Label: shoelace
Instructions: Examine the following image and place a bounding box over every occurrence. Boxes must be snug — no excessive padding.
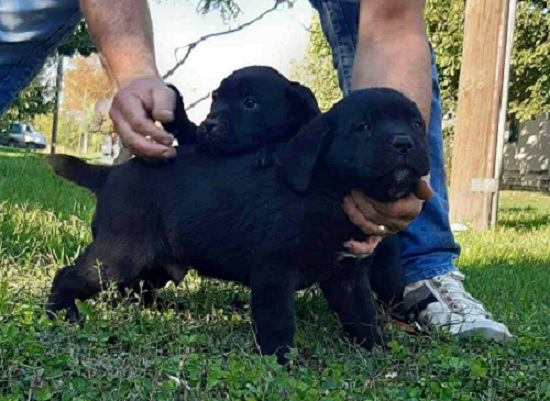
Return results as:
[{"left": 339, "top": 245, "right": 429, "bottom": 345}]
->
[{"left": 432, "top": 272, "right": 492, "bottom": 318}]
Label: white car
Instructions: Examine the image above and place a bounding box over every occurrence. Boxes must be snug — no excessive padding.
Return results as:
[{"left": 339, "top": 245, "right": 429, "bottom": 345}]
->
[{"left": 0, "top": 122, "right": 47, "bottom": 149}]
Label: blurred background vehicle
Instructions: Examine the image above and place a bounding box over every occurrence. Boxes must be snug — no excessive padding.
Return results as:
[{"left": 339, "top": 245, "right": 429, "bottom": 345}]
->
[{"left": 0, "top": 122, "right": 47, "bottom": 150}]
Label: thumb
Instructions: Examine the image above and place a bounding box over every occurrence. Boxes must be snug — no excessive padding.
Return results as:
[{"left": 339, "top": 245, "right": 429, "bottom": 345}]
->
[
  {"left": 151, "top": 85, "right": 176, "bottom": 123},
  {"left": 414, "top": 177, "right": 434, "bottom": 201}
]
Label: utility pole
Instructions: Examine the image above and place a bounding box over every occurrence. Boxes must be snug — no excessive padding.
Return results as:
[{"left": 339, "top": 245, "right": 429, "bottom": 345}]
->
[
  {"left": 449, "top": 0, "right": 514, "bottom": 231},
  {"left": 51, "top": 53, "right": 64, "bottom": 155},
  {"left": 491, "top": 0, "right": 517, "bottom": 228}
]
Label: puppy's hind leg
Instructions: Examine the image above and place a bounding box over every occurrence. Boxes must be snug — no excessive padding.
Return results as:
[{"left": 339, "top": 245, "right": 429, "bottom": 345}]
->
[
  {"left": 47, "top": 244, "right": 126, "bottom": 322},
  {"left": 250, "top": 270, "right": 296, "bottom": 364},
  {"left": 134, "top": 265, "right": 189, "bottom": 312},
  {"left": 320, "top": 268, "right": 386, "bottom": 350}
]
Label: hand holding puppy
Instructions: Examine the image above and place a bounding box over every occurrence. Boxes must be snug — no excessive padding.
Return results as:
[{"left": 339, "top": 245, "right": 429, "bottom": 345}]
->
[{"left": 342, "top": 178, "right": 433, "bottom": 255}]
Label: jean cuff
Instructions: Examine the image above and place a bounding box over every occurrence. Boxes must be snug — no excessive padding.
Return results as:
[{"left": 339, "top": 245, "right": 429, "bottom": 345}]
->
[{"left": 404, "top": 263, "right": 458, "bottom": 284}]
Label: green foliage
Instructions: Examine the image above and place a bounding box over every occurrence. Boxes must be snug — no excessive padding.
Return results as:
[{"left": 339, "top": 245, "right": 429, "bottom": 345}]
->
[
  {"left": 57, "top": 21, "right": 97, "bottom": 58},
  {"left": 292, "top": 18, "right": 342, "bottom": 112},
  {"left": 425, "top": 0, "right": 466, "bottom": 119},
  {"left": 0, "top": 74, "right": 55, "bottom": 124},
  {"left": 508, "top": 2, "right": 550, "bottom": 122},
  {"left": 197, "top": 0, "right": 242, "bottom": 19},
  {"left": 427, "top": 0, "right": 550, "bottom": 123},
  {"left": 1, "top": 149, "right": 549, "bottom": 400}
]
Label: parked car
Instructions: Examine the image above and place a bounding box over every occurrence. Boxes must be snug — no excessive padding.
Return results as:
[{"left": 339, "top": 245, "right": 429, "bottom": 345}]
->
[{"left": 0, "top": 122, "right": 47, "bottom": 149}]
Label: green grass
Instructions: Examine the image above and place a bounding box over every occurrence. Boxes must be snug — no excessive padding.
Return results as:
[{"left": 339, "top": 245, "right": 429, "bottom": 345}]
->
[{"left": 1, "top": 147, "right": 549, "bottom": 401}]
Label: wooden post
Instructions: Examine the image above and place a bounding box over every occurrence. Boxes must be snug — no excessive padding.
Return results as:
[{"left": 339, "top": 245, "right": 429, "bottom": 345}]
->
[
  {"left": 51, "top": 54, "right": 64, "bottom": 155},
  {"left": 491, "top": 0, "right": 517, "bottom": 228},
  {"left": 449, "top": 0, "right": 510, "bottom": 231}
]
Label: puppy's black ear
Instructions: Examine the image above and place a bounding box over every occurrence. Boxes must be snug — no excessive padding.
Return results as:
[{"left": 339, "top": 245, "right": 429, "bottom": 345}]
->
[
  {"left": 163, "top": 84, "right": 198, "bottom": 145},
  {"left": 285, "top": 82, "right": 321, "bottom": 134},
  {"left": 279, "top": 115, "right": 330, "bottom": 194}
]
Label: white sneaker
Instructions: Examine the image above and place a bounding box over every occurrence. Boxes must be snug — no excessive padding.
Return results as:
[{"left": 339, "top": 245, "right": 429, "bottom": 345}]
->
[{"left": 404, "top": 271, "right": 513, "bottom": 341}]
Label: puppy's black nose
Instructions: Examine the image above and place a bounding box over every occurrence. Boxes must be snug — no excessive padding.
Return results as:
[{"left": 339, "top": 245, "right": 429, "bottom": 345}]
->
[{"left": 392, "top": 135, "right": 414, "bottom": 154}]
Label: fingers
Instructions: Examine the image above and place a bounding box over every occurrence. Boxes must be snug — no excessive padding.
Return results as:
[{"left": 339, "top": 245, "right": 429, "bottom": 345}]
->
[
  {"left": 354, "top": 190, "right": 422, "bottom": 223},
  {"left": 343, "top": 186, "right": 428, "bottom": 237},
  {"left": 343, "top": 236, "right": 382, "bottom": 256},
  {"left": 342, "top": 196, "right": 380, "bottom": 235},
  {"left": 112, "top": 94, "right": 174, "bottom": 146},
  {"left": 151, "top": 85, "right": 176, "bottom": 123},
  {"left": 415, "top": 177, "right": 434, "bottom": 201},
  {"left": 112, "top": 114, "right": 176, "bottom": 159},
  {"left": 351, "top": 190, "right": 424, "bottom": 225},
  {"left": 110, "top": 76, "right": 177, "bottom": 159}
]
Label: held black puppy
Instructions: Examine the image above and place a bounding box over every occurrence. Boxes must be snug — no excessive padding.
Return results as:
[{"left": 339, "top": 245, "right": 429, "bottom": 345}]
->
[
  {"left": 164, "top": 65, "right": 320, "bottom": 155},
  {"left": 196, "top": 66, "right": 320, "bottom": 156},
  {"left": 47, "top": 88, "right": 429, "bottom": 363}
]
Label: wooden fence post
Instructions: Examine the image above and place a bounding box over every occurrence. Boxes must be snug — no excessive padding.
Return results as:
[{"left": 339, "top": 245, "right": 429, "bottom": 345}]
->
[{"left": 449, "top": 0, "right": 511, "bottom": 231}]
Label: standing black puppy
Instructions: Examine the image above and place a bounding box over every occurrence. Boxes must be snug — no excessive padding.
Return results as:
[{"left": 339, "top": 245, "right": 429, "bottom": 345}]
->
[
  {"left": 48, "top": 67, "right": 321, "bottom": 308},
  {"left": 47, "top": 89, "right": 429, "bottom": 363}
]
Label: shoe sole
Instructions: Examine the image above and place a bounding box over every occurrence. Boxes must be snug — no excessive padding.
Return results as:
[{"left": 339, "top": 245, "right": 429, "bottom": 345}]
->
[{"left": 456, "top": 327, "right": 514, "bottom": 342}]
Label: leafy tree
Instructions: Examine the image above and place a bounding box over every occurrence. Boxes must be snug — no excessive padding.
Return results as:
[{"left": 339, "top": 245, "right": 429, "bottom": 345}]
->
[
  {"left": 291, "top": 18, "right": 342, "bottom": 112},
  {"left": 0, "top": 74, "right": 55, "bottom": 123},
  {"left": 58, "top": 20, "right": 97, "bottom": 57},
  {"left": 508, "top": 2, "right": 550, "bottom": 122},
  {"left": 62, "top": 55, "right": 113, "bottom": 113}
]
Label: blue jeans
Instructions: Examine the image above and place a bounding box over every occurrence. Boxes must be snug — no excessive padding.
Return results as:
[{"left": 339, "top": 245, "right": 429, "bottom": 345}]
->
[
  {"left": 309, "top": 0, "right": 460, "bottom": 283},
  {"left": 0, "top": 1, "right": 81, "bottom": 115},
  {"left": 0, "top": 0, "right": 460, "bottom": 283}
]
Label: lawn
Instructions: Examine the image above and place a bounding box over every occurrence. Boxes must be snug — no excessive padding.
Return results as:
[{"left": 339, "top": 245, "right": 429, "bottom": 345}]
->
[{"left": 1, "top": 147, "right": 549, "bottom": 401}]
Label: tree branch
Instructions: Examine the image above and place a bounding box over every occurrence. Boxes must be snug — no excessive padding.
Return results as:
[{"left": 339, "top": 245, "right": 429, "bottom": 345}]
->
[
  {"left": 162, "top": 1, "right": 283, "bottom": 80},
  {"left": 185, "top": 92, "right": 212, "bottom": 111}
]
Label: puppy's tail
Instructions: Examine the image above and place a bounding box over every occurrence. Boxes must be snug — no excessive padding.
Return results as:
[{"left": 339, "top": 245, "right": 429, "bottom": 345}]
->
[{"left": 46, "top": 155, "right": 111, "bottom": 194}]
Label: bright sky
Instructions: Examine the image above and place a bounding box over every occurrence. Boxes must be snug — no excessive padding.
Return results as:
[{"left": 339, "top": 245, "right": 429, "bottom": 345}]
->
[{"left": 150, "top": 0, "right": 315, "bottom": 122}]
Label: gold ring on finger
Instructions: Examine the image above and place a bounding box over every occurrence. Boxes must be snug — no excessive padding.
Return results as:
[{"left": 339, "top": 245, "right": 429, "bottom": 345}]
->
[{"left": 373, "top": 224, "right": 386, "bottom": 237}]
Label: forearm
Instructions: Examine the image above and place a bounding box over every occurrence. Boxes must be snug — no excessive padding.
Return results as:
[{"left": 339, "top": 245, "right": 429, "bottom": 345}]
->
[
  {"left": 79, "top": 0, "right": 158, "bottom": 87},
  {"left": 352, "top": 0, "right": 431, "bottom": 124}
]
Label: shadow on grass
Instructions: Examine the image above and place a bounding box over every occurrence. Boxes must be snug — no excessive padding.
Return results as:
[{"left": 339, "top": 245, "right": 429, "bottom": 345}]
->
[{"left": 498, "top": 210, "right": 549, "bottom": 230}]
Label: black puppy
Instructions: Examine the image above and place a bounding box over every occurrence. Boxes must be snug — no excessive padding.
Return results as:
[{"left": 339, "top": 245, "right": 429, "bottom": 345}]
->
[
  {"left": 47, "top": 89, "right": 429, "bottom": 362},
  {"left": 196, "top": 66, "right": 320, "bottom": 158},
  {"left": 47, "top": 68, "right": 320, "bottom": 307}
]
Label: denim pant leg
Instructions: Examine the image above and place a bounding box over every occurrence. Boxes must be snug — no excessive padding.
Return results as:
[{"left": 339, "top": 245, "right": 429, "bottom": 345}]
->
[
  {"left": 309, "top": 0, "right": 461, "bottom": 283},
  {"left": 0, "top": 1, "right": 81, "bottom": 114}
]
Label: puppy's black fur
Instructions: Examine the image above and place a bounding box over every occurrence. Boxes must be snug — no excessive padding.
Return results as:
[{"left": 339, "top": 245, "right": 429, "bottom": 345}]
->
[
  {"left": 163, "top": 84, "right": 198, "bottom": 145},
  {"left": 197, "top": 66, "right": 320, "bottom": 156},
  {"left": 47, "top": 89, "right": 429, "bottom": 362},
  {"left": 48, "top": 68, "right": 320, "bottom": 309}
]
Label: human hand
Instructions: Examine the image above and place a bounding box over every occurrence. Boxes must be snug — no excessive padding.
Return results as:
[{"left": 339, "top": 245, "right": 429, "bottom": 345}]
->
[
  {"left": 342, "top": 178, "right": 433, "bottom": 255},
  {"left": 110, "top": 75, "right": 177, "bottom": 159}
]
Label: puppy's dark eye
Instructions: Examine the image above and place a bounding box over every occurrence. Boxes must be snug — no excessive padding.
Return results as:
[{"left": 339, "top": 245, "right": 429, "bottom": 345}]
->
[
  {"left": 354, "top": 122, "right": 371, "bottom": 133},
  {"left": 242, "top": 97, "right": 258, "bottom": 110},
  {"left": 414, "top": 121, "right": 423, "bottom": 131}
]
